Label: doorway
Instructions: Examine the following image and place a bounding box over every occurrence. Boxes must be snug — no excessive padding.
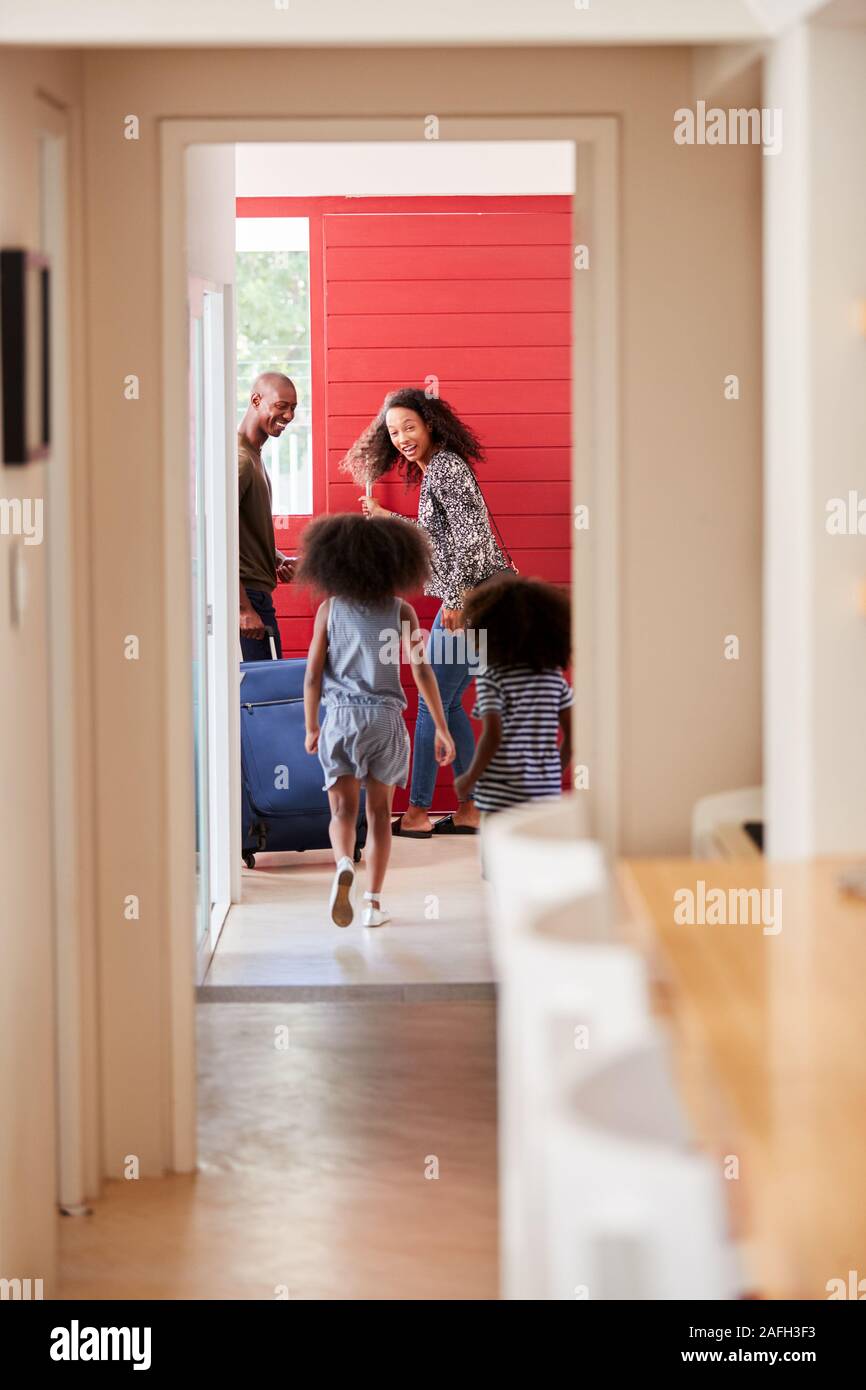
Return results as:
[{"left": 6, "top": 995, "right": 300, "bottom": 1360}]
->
[
  {"left": 159, "top": 114, "right": 619, "bottom": 1163},
  {"left": 235, "top": 186, "right": 573, "bottom": 820},
  {"left": 193, "top": 139, "right": 578, "bottom": 993}
]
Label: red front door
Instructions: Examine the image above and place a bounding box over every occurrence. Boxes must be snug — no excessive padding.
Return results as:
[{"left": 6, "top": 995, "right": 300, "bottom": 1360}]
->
[{"left": 238, "top": 194, "right": 572, "bottom": 811}]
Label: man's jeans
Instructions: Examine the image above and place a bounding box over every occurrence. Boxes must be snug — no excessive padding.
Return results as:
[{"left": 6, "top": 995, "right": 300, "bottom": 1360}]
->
[
  {"left": 409, "top": 606, "right": 478, "bottom": 808},
  {"left": 240, "top": 588, "right": 282, "bottom": 662}
]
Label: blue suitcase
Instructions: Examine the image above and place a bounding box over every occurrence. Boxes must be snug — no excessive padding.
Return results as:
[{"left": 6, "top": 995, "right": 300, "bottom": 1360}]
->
[{"left": 240, "top": 642, "right": 366, "bottom": 869}]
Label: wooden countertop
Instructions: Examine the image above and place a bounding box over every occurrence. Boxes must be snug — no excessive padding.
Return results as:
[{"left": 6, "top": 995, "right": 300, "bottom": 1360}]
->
[{"left": 619, "top": 857, "right": 866, "bottom": 1300}]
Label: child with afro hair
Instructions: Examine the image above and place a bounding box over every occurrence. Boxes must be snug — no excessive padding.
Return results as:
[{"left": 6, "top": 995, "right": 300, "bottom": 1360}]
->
[{"left": 296, "top": 513, "right": 455, "bottom": 927}]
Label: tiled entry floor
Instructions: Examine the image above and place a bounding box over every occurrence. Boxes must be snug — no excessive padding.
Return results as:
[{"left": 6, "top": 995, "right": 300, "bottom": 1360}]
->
[{"left": 201, "top": 835, "right": 495, "bottom": 999}]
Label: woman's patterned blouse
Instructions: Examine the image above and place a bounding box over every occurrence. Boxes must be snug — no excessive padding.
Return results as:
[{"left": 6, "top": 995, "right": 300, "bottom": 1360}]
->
[{"left": 389, "top": 449, "right": 511, "bottom": 611}]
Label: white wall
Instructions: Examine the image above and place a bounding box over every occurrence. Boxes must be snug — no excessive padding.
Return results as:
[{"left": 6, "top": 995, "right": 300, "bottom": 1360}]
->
[
  {"left": 187, "top": 143, "right": 236, "bottom": 283},
  {"left": 0, "top": 45, "right": 86, "bottom": 1298},
  {"left": 236, "top": 218, "right": 309, "bottom": 251},
  {"left": 235, "top": 141, "right": 575, "bottom": 198},
  {"left": 764, "top": 18, "right": 866, "bottom": 856}
]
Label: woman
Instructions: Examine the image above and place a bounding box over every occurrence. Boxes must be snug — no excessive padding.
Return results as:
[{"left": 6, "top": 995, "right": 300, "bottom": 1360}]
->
[{"left": 342, "top": 387, "right": 514, "bottom": 839}]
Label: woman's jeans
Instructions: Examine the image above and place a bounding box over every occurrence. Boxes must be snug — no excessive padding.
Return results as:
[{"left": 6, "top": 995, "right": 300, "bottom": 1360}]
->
[{"left": 409, "top": 606, "right": 478, "bottom": 808}]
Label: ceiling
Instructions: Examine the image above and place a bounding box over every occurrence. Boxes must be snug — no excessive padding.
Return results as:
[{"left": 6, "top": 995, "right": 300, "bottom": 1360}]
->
[{"left": 0, "top": 0, "right": 838, "bottom": 48}]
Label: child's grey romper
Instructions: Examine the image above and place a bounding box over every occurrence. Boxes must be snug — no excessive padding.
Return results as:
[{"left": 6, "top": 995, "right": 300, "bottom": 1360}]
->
[{"left": 317, "top": 595, "right": 411, "bottom": 790}]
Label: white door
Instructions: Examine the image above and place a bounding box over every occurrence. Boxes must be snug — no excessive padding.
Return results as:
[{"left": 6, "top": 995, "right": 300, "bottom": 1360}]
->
[
  {"left": 202, "top": 288, "right": 232, "bottom": 932},
  {"left": 190, "top": 277, "right": 236, "bottom": 976},
  {"left": 189, "top": 295, "right": 212, "bottom": 955}
]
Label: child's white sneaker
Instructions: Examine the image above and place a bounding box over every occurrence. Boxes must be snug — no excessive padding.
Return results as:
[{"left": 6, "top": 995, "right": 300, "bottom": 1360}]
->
[
  {"left": 329, "top": 856, "right": 356, "bottom": 927},
  {"left": 362, "top": 891, "right": 390, "bottom": 928}
]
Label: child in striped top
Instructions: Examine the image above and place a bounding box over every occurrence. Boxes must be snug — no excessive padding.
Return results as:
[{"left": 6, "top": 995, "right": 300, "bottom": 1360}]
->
[{"left": 454, "top": 577, "right": 572, "bottom": 865}]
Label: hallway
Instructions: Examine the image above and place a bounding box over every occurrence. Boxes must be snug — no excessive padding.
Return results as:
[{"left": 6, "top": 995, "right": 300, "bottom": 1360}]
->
[{"left": 58, "top": 1000, "right": 498, "bottom": 1300}]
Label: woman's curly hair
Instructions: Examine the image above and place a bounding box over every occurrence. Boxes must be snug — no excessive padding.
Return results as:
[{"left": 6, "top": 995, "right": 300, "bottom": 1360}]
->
[
  {"left": 339, "top": 387, "right": 485, "bottom": 489},
  {"left": 294, "top": 512, "right": 432, "bottom": 605},
  {"left": 463, "top": 573, "right": 571, "bottom": 671}
]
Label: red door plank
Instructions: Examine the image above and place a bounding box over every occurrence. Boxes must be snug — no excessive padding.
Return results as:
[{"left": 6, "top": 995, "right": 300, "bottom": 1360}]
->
[
  {"left": 324, "top": 212, "right": 573, "bottom": 247},
  {"left": 496, "top": 514, "right": 572, "bottom": 547},
  {"left": 273, "top": 526, "right": 315, "bottom": 554},
  {"left": 325, "top": 244, "right": 571, "bottom": 281},
  {"left": 328, "top": 413, "right": 570, "bottom": 449},
  {"left": 326, "top": 312, "right": 571, "bottom": 349},
  {"left": 508, "top": 549, "right": 571, "bottom": 582},
  {"left": 327, "top": 379, "right": 571, "bottom": 416},
  {"left": 274, "top": 617, "right": 317, "bottom": 651},
  {"left": 273, "top": 584, "right": 319, "bottom": 618},
  {"left": 328, "top": 346, "right": 570, "bottom": 381},
  {"left": 327, "top": 278, "right": 571, "bottom": 315},
  {"left": 275, "top": 626, "right": 311, "bottom": 660},
  {"left": 474, "top": 452, "right": 572, "bottom": 481},
  {"left": 327, "top": 448, "right": 572, "bottom": 483},
  {"left": 325, "top": 479, "right": 569, "bottom": 514},
  {"left": 464, "top": 480, "right": 572, "bottom": 512}
]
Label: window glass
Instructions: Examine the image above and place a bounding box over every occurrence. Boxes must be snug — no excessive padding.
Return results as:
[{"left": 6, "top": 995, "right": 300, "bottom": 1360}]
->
[{"left": 236, "top": 218, "right": 312, "bottom": 515}]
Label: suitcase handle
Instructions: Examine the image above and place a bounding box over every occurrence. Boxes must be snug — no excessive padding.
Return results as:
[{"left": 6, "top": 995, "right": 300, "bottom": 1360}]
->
[{"left": 238, "top": 625, "right": 281, "bottom": 663}]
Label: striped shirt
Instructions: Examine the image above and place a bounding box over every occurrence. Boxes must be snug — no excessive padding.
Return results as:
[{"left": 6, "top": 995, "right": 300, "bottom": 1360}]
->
[{"left": 471, "top": 664, "right": 573, "bottom": 812}]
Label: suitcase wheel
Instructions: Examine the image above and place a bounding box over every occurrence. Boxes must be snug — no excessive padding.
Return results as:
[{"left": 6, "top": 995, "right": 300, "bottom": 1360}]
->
[{"left": 243, "top": 852, "right": 256, "bottom": 870}]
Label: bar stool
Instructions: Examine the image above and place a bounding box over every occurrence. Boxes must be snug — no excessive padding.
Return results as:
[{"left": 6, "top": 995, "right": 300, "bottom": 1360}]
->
[
  {"left": 482, "top": 797, "right": 601, "bottom": 970},
  {"left": 482, "top": 801, "right": 655, "bottom": 1298},
  {"left": 542, "top": 1031, "right": 735, "bottom": 1299},
  {"left": 499, "top": 897, "right": 654, "bottom": 1298}
]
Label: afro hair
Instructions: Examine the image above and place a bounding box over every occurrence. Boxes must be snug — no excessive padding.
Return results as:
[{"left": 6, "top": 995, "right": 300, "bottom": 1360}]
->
[
  {"left": 293, "top": 511, "right": 432, "bottom": 605},
  {"left": 463, "top": 573, "right": 571, "bottom": 671}
]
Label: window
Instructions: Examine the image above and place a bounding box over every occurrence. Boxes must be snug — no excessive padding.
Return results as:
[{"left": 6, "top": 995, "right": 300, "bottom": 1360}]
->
[{"left": 235, "top": 217, "right": 313, "bottom": 514}]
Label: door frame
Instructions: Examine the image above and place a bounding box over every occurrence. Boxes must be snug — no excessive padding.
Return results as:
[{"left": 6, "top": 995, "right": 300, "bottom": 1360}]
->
[
  {"left": 195, "top": 279, "right": 234, "bottom": 979},
  {"left": 188, "top": 276, "right": 234, "bottom": 983},
  {"left": 160, "top": 115, "right": 619, "bottom": 1171},
  {"left": 39, "top": 95, "right": 102, "bottom": 1215},
  {"left": 202, "top": 284, "right": 235, "bottom": 939}
]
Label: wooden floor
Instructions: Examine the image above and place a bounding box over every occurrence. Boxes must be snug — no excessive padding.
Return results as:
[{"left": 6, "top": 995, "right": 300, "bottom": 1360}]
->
[
  {"left": 58, "top": 1000, "right": 499, "bottom": 1300},
  {"left": 203, "top": 834, "right": 494, "bottom": 996}
]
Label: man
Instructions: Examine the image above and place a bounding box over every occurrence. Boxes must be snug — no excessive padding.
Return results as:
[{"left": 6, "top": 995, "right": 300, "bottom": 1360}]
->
[{"left": 238, "top": 372, "right": 297, "bottom": 660}]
